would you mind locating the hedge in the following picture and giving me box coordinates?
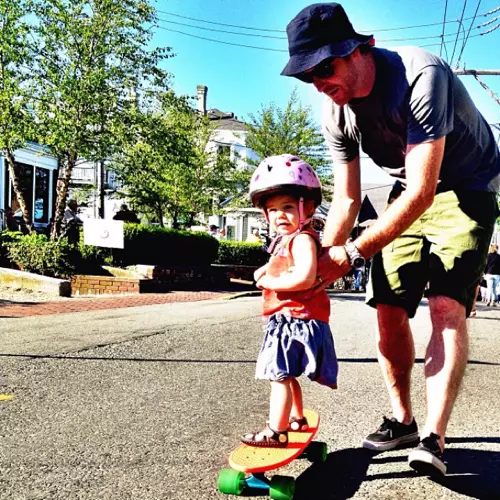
[8,233,76,278]
[2,226,270,278]
[76,224,220,268]
[0,230,22,268]
[215,240,268,266]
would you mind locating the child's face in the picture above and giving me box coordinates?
[265,194,300,235]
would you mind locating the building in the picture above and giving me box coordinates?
[0,142,58,231]
[196,85,261,241]
[70,159,122,220]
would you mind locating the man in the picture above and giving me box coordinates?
[282,3,500,476]
[113,203,140,223]
[61,199,83,245]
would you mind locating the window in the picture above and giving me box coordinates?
[4,160,51,224]
[34,167,50,223]
[217,144,231,159]
[8,162,33,219]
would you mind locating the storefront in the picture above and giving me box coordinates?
[0,143,58,230]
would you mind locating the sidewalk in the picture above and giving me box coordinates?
[0,284,257,318]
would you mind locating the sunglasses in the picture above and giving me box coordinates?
[295,58,335,84]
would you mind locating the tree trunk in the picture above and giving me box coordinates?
[3,148,34,234]
[51,152,77,240]
[156,204,164,228]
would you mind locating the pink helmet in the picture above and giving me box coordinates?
[249,154,322,208]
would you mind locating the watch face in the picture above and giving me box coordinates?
[353,257,365,268]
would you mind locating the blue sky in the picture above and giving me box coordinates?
[149,0,500,182]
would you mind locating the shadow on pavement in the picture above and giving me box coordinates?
[294,447,376,500]
[435,448,500,499]
[366,446,500,500]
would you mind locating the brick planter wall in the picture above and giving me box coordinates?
[71,275,142,296]
[70,264,234,296]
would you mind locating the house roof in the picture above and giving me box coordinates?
[360,183,393,218]
[208,108,247,132]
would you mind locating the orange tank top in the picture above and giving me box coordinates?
[262,229,330,323]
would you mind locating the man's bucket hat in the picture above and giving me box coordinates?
[281,3,373,77]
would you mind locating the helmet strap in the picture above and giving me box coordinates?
[298,197,305,230]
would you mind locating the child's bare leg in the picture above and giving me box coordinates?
[289,378,304,420]
[268,379,292,432]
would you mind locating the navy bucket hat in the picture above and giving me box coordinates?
[281,3,373,78]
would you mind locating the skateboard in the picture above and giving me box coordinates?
[217,409,326,499]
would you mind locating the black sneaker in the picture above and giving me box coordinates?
[362,416,419,451]
[408,433,447,476]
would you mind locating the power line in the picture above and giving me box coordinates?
[157,17,286,40]
[421,25,498,48]
[156,21,498,53]
[156,9,283,33]
[455,0,483,68]
[155,6,500,34]
[155,14,487,46]
[440,0,449,58]
[450,0,469,65]
[154,25,288,52]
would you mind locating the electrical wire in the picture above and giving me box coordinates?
[157,17,286,39]
[455,0,482,67]
[156,7,500,34]
[154,25,288,52]
[450,0,469,65]
[440,0,449,57]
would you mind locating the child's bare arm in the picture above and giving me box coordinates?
[256,234,317,292]
[254,264,268,283]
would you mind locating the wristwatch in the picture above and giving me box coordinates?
[344,242,366,269]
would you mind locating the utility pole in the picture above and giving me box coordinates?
[454,70,500,75]
[97,159,105,219]
[454,69,500,107]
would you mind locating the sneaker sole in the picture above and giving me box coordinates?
[408,449,447,476]
[362,431,419,451]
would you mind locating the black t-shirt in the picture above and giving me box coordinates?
[485,252,500,275]
[323,46,500,192]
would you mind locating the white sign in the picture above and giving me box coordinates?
[83,219,124,249]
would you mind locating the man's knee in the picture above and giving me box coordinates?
[428,295,467,329]
[376,304,413,360]
[377,304,409,333]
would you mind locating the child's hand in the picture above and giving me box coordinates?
[256,275,273,290]
[254,265,268,282]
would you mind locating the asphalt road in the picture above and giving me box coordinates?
[0,294,499,500]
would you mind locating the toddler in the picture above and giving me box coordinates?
[242,154,338,448]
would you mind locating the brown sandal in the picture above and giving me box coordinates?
[289,416,309,432]
[241,426,288,448]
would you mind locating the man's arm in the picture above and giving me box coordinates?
[322,156,362,246]
[353,137,445,258]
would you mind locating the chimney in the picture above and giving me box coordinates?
[196,85,208,115]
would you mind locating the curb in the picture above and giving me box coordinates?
[223,290,261,300]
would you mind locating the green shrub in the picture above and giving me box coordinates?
[0,230,23,267]
[120,225,219,266]
[75,224,219,268]
[8,233,76,278]
[215,240,268,266]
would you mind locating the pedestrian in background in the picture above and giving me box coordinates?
[484,244,500,306]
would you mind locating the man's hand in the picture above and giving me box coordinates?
[313,245,352,291]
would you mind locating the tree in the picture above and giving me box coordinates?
[30,0,172,239]
[0,0,36,232]
[243,89,333,199]
[111,91,245,228]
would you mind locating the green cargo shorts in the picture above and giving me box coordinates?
[366,189,498,318]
